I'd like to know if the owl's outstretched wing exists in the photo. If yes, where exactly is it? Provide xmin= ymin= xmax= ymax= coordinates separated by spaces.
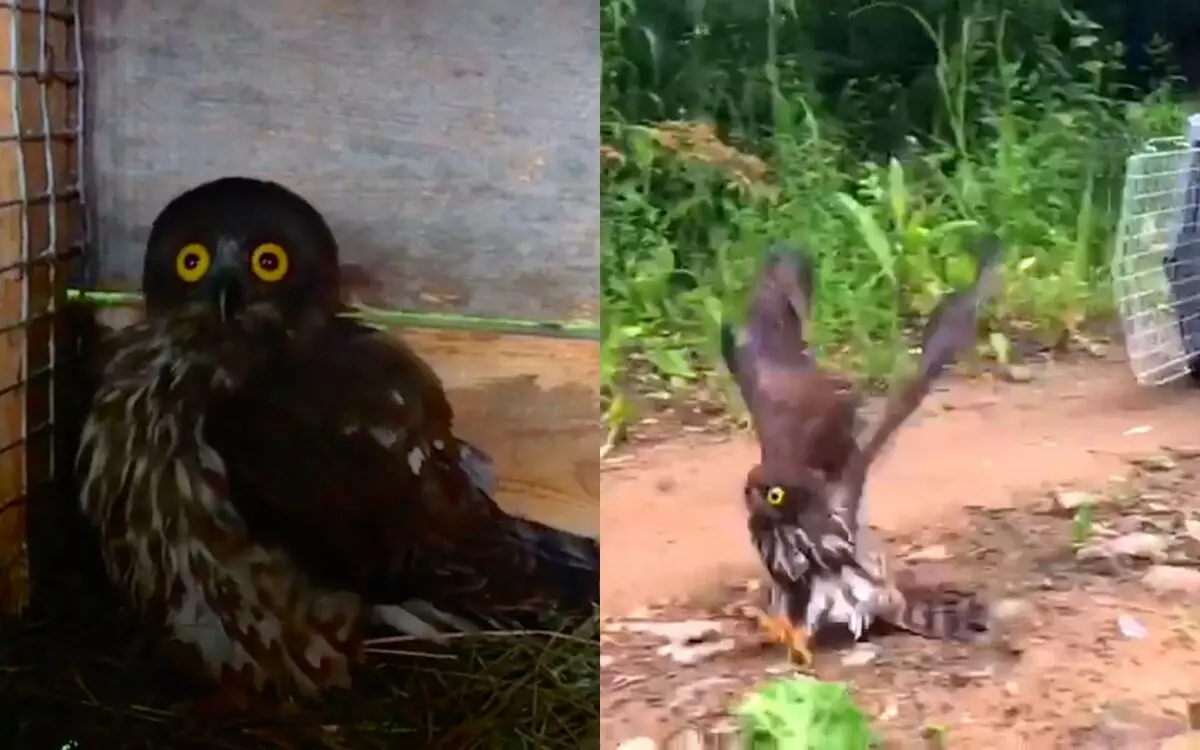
xmin=205 ymin=318 xmax=599 ymax=626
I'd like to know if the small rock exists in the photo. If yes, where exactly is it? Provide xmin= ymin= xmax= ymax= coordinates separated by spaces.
xmin=1054 ymin=490 xmax=1098 ymax=511
xmin=1117 ymin=614 xmax=1147 ymax=640
xmin=1160 ymin=731 xmax=1200 ymax=750
xmin=1076 ymin=543 xmax=1112 ymax=562
xmin=667 ymin=727 xmax=706 ymax=748
xmin=1143 ymin=565 xmax=1200 ymax=594
xmin=991 ymin=597 xmax=1033 ymax=622
xmin=1185 ymin=519 xmax=1200 ymax=543
xmin=1134 ymin=455 xmax=1178 ymax=472
xmin=1003 ymin=364 xmax=1034 ymax=383
xmin=600 ymin=654 xmax=615 ymax=669
xmin=841 ymin=643 xmax=880 ymax=666
xmin=669 ymin=676 xmax=737 ymax=710
xmin=1166 ymin=445 xmax=1200 ymax=460
xmin=1108 ymin=532 xmax=1170 ymax=561
xmin=905 ymin=544 xmax=950 ymax=562
xmin=657 ymin=638 xmax=737 ymax=666
xmin=619 ymin=619 xmax=724 ymax=642
xmin=617 ymin=737 xmax=657 ymax=750
xmin=1076 ymin=533 xmax=1168 ymax=563
xmin=710 ymin=718 xmax=740 ymax=737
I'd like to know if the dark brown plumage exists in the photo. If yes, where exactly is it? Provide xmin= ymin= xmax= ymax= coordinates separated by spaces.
xmin=75 ymin=176 xmax=599 ymax=702
xmin=722 ymin=237 xmax=1001 ymax=663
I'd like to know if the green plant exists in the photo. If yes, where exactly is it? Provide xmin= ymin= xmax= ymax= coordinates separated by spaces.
xmin=736 ymin=676 xmax=878 ymax=749
xmin=600 ymin=0 xmax=1190 ymax=437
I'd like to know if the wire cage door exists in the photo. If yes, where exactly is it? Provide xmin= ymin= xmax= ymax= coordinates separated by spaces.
xmin=1113 ymin=113 xmax=1200 ymax=386
xmin=0 ymin=0 xmax=84 ymax=617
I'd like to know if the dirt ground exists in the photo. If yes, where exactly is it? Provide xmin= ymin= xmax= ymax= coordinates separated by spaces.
xmin=600 ymin=355 xmax=1200 ymax=748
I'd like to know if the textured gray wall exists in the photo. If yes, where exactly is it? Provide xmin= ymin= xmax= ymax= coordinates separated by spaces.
xmin=84 ymin=0 xmax=599 ymax=322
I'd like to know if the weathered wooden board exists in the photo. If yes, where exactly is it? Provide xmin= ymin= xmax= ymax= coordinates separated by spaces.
xmin=93 ymin=306 xmax=600 ymax=538
xmin=83 ymin=0 xmax=600 ymax=322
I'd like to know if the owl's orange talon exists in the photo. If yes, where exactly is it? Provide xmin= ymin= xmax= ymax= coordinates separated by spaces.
xmin=786 ymin=627 xmax=814 ymax=666
xmin=752 ymin=609 xmax=813 ymax=665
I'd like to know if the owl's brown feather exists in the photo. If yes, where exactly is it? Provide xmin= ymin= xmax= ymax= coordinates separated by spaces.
xmin=727 ymin=238 xmax=1001 ymax=651
xmin=75 ymin=177 xmax=599 ymax=700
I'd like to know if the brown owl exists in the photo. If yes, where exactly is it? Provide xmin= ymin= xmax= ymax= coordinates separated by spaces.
xmin=75 ymin=176 xmax=599 ymax=706
xmin=722 ymin=238 xmax=1000 ymax=663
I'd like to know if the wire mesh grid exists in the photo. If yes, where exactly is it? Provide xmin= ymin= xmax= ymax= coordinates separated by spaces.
xmin=0 ymin=0 xmax=84 ymax=614
xmin=1113 ymin=120 xmax=1200 ymax=387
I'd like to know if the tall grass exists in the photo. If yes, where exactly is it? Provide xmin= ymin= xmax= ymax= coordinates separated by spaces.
xmin=600 ymin=0 xmax=1190 ymax=433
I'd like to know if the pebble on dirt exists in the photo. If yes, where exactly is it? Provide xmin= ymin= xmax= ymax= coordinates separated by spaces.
xmin=904 ymin=544 xmax=950 ymax=562
xmin=614 ymin=619 xmax=724 ymax=642
xmin=1077 ymin=532 xmax=1169 ymax=563
xmin=1142 ymin=565 xmax=1200 ymax=594
xmin=841 ymin=643 xmax=881 ymax=666
xmin=1002 ymin=363 xmax=1035 ymax=383
xmin=657 ymin=638 xmax=737 ymax=666
xmin=1054 ymin=489 xmax=1098 ymax=511
xmin=1132 ymin=455 xmax=1180 ymax=472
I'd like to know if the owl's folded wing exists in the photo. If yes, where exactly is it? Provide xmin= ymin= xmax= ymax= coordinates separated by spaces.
xmin=206 ymin=319 xmax=598 ymax=621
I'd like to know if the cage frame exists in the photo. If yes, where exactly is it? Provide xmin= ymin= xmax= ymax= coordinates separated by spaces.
xmin=1113 ymin=112 xmax=1200 ymax=387
xmin=0 ymin=0 xmax=81 ymax=617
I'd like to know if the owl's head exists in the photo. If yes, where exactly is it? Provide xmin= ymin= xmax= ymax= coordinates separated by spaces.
xmin=743 ymin=464 xmax=826 ymax=524
xmin=141 ymin=177 xmax=342 ymax=326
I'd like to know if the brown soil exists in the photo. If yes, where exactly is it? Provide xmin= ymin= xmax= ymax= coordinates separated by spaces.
xmin=599 ymin=357 xmax=1200 ymax=748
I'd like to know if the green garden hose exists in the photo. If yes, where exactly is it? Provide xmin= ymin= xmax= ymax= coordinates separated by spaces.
xmin=67 ymin=289 xmax=600 ymax=342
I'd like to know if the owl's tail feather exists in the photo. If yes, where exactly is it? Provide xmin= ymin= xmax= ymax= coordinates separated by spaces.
xmin=879 ymin=584 xmax=991 ymax=642
xmin=505 ymin=514 xmax=600 ymax=616
xmin=461 ymin=439 xmax=600 ymax=617
xmin=368 ymin=521 xmax=598 ymax=642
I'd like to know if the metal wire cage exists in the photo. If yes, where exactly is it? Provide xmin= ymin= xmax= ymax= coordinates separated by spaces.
xmin=1113 ymin=113 xmax=1200 ymax=386
xmin=0 ymin=0 xmax=83 ymax=617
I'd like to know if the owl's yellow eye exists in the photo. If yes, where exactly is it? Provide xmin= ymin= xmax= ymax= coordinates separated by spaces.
xmin=766 ymin=486 xmax=786 ymax=506
xmin=250 ymin=243 xmax=290 ymax=282
xmin=175 ymin=243 xmax=211 ymax=283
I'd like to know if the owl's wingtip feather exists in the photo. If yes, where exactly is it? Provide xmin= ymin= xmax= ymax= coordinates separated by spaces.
xmin=511 ymin=517 xmax=600 ymax=616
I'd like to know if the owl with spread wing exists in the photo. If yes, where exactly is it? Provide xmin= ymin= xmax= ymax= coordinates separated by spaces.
xmin=75 ymin=176 xmax=600 ymax=703
xmin=721 ymin=237 xmax=1000 ymax=664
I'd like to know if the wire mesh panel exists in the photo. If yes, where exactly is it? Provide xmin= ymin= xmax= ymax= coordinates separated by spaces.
xmin=1113 ymin=115 xmax=1200 ymax=386
xmin=0 ymin=0 xmax=83 ymax=617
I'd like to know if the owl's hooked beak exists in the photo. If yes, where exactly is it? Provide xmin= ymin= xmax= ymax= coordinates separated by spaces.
xmin=210 ymin=238 xmax=247 ymax=323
